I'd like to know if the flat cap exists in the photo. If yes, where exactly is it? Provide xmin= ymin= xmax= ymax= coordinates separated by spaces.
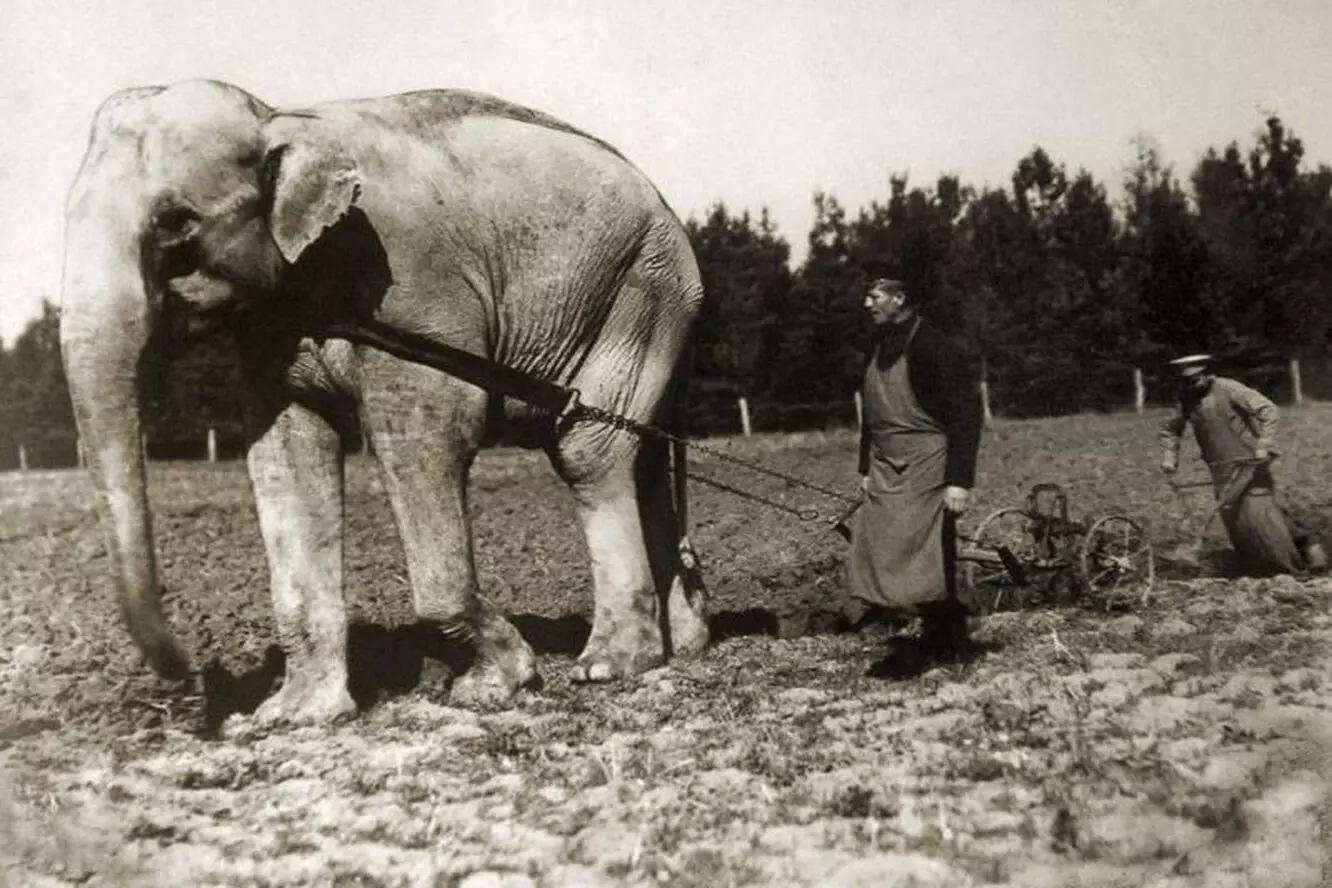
xmin=1167 ymin=353 xmax=1213 ymax=375
xmin=869 ymin=277 xmax=907 ymax=293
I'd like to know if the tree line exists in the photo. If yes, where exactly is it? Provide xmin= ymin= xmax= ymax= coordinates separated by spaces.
xmin=4 ymin=115 xmax=1331 ymax=469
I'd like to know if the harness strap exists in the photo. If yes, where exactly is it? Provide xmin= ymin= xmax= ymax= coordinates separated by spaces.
xmin=323 ymin=317 xmax=857 ymax=523
xmin=323 ymin=319 xmax=579 ymax=415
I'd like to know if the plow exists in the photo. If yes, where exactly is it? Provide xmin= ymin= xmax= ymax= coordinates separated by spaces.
xmin=958 ymin=482 xmax=1155 ymax=613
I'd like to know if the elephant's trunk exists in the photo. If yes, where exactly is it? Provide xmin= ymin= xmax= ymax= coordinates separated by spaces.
xmin=60 ymin=212 xmax=191 ymax=680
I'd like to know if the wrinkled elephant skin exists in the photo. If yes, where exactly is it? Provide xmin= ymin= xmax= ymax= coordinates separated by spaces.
xmin=60 ymin=79 xmax=710 ymax=724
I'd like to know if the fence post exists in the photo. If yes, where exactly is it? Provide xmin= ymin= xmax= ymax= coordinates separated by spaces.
xmin=737 ymin=397 xmax=752 ymax=437
xmin=207 ymin=427 xmax=218 ymax=463
xmin=78 ymin=438 xmax=86 ymax=468
xmin=1133 ymin=368 xmax=1145 ymax=414
xmin=18 ymin=444 xmax=27 ymax=472
xmin=1290 ymin=359 xmax=1303 ymax=407
xmin=853 ymin=391 xmax=863 ymax=429
xmin=979 ymin=356 xmax=993 ymax=422
xmin=141 ymin=434 xmax=149 ymax=462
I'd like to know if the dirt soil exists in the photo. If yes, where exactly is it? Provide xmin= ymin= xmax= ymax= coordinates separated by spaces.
xmin=3 ymin=406 xmax=1331 ymax=887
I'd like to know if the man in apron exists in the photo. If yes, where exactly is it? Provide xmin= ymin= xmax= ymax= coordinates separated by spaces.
xmin=1159 ymin=353 xmax=1326 ymax=574
xmin=849 ymin=278 xmax=984 ymax=666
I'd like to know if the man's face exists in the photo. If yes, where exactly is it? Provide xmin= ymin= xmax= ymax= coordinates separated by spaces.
xmin=865 ymin=285 xmax=910 ymax=326
xmin=1181 ymin=370 xmax=1213 ymax=393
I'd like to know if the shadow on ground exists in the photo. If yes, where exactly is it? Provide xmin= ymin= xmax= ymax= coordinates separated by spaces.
xmin=865 ymin=636 xmax=1004 ymax=681
xmin=194 ymin=602 xmax=883 ymax=735
xmin=191 ymin=542 xmax=1281 ymax=736
xmin=198 ymin=622 xmax=469 ymax=736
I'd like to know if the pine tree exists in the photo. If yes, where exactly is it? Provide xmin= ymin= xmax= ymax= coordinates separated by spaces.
xmin=685 ymin=203 xmax=793 ymax=432
xmin=4 ymin=301 xmax=77 ymax=468
xmin=772 ymin=193 xmax=865 ymax=427
xmin=1191 ymin=116 xmax=1332 ymax=389
xmin=1115 ymin=142 xmax=1213 ymax=398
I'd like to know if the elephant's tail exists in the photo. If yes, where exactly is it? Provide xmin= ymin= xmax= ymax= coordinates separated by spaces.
xmin=671 ymin=347 xmax=697 ymax=569
xmin=673 ymin=436 xmax=694 ymax=563
xmin=668 ymin=344 xmax=709 ymax=658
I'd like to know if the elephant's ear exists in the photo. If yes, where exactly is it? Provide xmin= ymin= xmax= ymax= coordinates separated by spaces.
xmin=263 ymin=125 xmax=362 ymax=264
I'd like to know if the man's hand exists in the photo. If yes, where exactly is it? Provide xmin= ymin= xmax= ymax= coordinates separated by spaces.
xmin=860 ymin=474 xmax=869 ymax=492
xmin=943 ymin=486 xmax=969 ymax=514
xmin=1253 ymin=447 xmax=1269 ymax=462
xmin=1160 ymin=459 xmax=1177 ymax=475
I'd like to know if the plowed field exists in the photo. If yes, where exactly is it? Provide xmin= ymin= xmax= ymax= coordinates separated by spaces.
xmin=3 ymin=406 xmax=1331 ymax=887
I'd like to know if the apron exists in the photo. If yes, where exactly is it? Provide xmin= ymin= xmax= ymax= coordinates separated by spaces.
xmin=1218 ymin=463 xmax=1300 ymax=574
xmin=1189 ymin=393 xmax=1301 ymax=574
xmin=849 ymin=321 xmax=952 ymax=610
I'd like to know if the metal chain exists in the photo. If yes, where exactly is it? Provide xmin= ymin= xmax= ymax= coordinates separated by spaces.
xmin=336 ymin=322 xmax=850 ymax=525
xmin=687 ymin=437 xmax=859 ymax=505
xmin=687 ymin=472 xmax=824 ymax=522
xmin=569 ymin=399 xmax=859 ymax=518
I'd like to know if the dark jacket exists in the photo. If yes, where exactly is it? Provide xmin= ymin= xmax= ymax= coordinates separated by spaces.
xmin=858 ymin=317 xmax=984 ymax=487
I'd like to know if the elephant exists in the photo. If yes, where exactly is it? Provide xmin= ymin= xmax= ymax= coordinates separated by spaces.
xmin=60 ymin=79 xmax=710 ymax=726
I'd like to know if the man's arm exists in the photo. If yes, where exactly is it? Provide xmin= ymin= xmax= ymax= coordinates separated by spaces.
xmin=901 ymin=323 xmax=983 ymax=490
xmin=1219 ymin=378 xmax=1279 ymax=456
xmin=941 ymin=359 xmax=984 ymax=490
xmin=929 ymin=338 xmax=984 ymax=490
xmin=1159 ymin=407 xmax=1187 ymax=472
xmin=858 ymin=417 xmax=871 ymax=479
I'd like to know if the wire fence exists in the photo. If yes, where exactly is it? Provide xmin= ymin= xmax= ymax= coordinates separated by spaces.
xmin=4 ymin=359 xmax=1324 ymax=472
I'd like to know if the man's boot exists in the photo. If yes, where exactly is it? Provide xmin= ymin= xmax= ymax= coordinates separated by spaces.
xmin=920 ymin=599 xmax=969 ymax=662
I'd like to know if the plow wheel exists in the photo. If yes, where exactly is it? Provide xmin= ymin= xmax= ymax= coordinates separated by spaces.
xmin=963 ymin=508 xmax=1038 ymax=614
xmin=1079 ymin=515 xmax=1154 ymax=604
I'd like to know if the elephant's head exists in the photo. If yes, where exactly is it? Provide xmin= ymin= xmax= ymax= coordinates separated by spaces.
xmin=59 ymin=80 xmax=362 ymax=677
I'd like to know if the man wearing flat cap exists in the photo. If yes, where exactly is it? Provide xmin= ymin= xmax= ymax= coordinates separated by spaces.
xmin=1159 ymin=353 xmax=1325 ymax=573
xmin=848 ymin=277 xmax=984 ymax=666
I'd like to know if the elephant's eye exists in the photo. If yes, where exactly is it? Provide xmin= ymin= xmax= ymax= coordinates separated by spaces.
xmin=150 ymin=206 xmax=202 ymax=278
xmin=152 ymin=206 xmax=201 ymax=246
xmin=158 ymin=238 xmax=200 ymax=279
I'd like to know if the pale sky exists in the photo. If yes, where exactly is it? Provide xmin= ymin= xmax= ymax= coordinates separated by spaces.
xmin=3 ymin=0 xmax=1331 ymax=343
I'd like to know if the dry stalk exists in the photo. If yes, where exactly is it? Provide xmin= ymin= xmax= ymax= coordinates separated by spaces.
xmin=1050 ymin=628 xmax=1089 ymax=671
xmin=125 ymin=698 xmax=172 ymax=715
xmin=627 ymin=829 xmax=645 ymax=871
xmin=593 ymin=741 xmax=625 ymax=785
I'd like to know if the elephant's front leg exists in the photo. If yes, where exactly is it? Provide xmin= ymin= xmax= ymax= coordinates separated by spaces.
xmin=246 ymin=401 xmax=357 ymax=727
xmin=360 ymin=358 xmax=537 ymax=706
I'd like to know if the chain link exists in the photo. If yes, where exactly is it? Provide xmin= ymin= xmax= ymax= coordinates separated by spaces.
xmin=687 ymin=436 xmax=859 ymax=505
xmin=570 ymin=399 xmax=858 ymax=520
xmin=687 ymin=472 xmax=824 ymax=522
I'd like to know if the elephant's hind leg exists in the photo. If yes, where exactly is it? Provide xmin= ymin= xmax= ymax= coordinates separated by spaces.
xmin=555 ymin=437 xmax=665 ymax=682
xmin=552 ymin=310 xmax=695 ymax=679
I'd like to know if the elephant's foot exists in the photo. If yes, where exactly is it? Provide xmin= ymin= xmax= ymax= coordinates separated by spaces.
xmin=666 ymin=538 xmax=710 ymax=659
xmin=450 ymin=659 xmax=530 ymax=709
xmin=449 ymin=609 xmax=538 ymax=709
xmin=251 ymin=674 xmax=357 ymax=728
xmin=570 ymin=631 xmax=664 ymax=683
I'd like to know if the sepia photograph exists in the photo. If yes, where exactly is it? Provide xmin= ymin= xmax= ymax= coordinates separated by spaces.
xmin=2 ymin=1 xmax=1330 ymax=885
